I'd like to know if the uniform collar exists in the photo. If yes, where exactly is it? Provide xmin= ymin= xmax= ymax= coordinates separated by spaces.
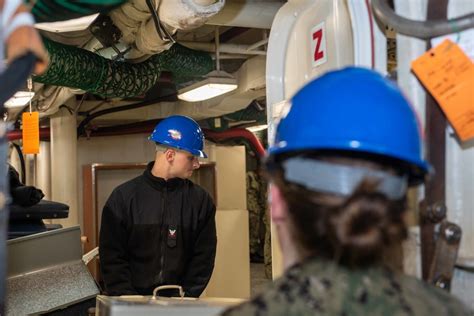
xmin=144 ymin=161 xmax=185 ymax=191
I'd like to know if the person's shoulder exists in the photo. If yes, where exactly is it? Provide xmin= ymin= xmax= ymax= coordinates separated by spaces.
xmin=395 ymin=273 xmax=470 ymax=315
xmin=221 ymin=262 xmax=329 ymax=316
xmin=220 ymin=285 xmax=288 ymax=316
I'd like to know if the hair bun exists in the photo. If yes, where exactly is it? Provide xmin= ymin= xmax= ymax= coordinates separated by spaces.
xmin=327 ymin=181 xmax=406 ymax=265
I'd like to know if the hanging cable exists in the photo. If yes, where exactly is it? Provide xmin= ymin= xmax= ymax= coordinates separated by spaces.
xmin=77 ymin=93 xmax=177 ymax=137
xmin=145 ymin=0 xmax=176 ymax=44
xmin=11 ymin=143 xmax=26 ymax=184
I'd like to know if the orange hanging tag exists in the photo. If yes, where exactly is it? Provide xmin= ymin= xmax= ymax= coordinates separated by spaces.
xmin=22 ymin=112 xmax=40 ymax=154
xmin=411 ymin=39 xmax=474 ymax=142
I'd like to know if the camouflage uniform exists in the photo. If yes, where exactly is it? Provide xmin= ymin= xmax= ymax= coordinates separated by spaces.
xmin=262 ymin=200 xmax=272 ymax=279
xmin=221 ymin=258 xmax=470 ymax=316
xmin=247 ymin=171 xmax=266 ymax=261
xmin=246 ymin=128 xmax=272 ymax=276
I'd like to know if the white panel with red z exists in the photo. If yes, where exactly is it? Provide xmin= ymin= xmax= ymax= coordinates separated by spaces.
xmin=311 ymin=22 xmax=327 ymax=68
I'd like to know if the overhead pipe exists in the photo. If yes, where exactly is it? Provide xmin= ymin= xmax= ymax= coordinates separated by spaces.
xmin=371 ymin=0 xmax=474 ymax=39
xmin=203 ymin=128 xmax=265 ymax=158
xmin=83 ymin=123 xmax=266 ymax=158
xmin=76 ymin=93 xmax=177 ymax=137
xmin=34 ymin=39 xmax=213 ymax=98
xmin=206 ymin=1 xmax=284 ymax=29
xmin=7 ymin=128 xmax=51 ymax=141
xmin=180 ymin=41 xmax=266 ymax=56
xmin=110 ymin=0 xmax=225 ymax=56
xmin=9 ymin=123 xmax=266 ymax=158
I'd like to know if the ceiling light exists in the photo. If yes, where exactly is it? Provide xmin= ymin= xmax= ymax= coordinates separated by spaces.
xmin=246 ymin=124 xmax=268 ymax=132
xmin=177 ymin=71 xmax=238 ymax=102
xmin=4 ymin=91 xmax=35 ymax=108
xmin=178 ymin=27 xmax=238 ymax=102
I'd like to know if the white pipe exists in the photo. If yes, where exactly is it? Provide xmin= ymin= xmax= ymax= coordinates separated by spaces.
xmin=193 ymin=0 xmax=219 ymax=5
xmin=206 ymin=2 xmax=284 ymax=29
xmin=24 ymin=155 xmax=35 ymax=187
xmin=215 ymin=27 xmax=220 ymax=71
xmin=211 ymin=53 xmax=251 ymax=59
xmin=35 ymin=14 xmax=98 ymax=33
xmin=51 ymin=106 xmax=78 ymax=228
xmin=110 ymin=0 xmax=225 ymax=56
xmin=181 ymin=41 xmax=266 ymax=55
xmin=36 ymin=141 xmax=51 ymax=200
xmin=247 ymin=38 xmax=269 ymax=52
xmin=159 ymin=0 xmax=225 ymax=30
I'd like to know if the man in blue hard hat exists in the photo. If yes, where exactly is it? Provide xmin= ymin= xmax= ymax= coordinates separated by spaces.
xmin=99 ymin=115 xmax=217 ymax=297
xmin=222 ymin=67 xmax=469 ymax=315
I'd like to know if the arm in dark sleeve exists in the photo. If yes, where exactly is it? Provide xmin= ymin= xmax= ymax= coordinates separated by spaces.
xmin=99 ymin=190 xmax=137 ymax=295
xmin=181 ymin=193 xmax=217 ymax=297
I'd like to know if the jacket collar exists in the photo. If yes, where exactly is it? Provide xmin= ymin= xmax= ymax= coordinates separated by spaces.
xmin=144 ymin=161 xmax=185 ymax=191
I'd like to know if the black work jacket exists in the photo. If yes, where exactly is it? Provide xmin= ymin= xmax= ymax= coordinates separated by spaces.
xmin=99 ymin=162 xmax=217 ymax=297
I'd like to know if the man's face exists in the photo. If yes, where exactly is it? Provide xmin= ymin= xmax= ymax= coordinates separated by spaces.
xmin=169 ymin=149 xmax=200 ymax=179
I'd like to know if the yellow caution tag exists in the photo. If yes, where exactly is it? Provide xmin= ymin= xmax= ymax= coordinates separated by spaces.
xmin=22 ymin=112 xmax=40 ymax=154
xmin=411 ymin=39 xmax=474 ymax=142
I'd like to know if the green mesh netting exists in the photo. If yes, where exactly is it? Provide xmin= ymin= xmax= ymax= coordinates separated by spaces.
xmin=30 ymin=0 xmax=126 ymax=23
xmin=34 ymin=38 xmax=214 ymax=98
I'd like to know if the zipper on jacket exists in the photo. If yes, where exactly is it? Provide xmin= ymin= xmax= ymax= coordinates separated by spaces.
xmin=157 ymin=188 xmax=167 ymax=285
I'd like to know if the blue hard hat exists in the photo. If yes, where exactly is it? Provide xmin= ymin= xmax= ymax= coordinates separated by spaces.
xmin=149 ymin=115 xmax=207 ymax=158
xmin=268 ymin=67 xmax=431 ymax=185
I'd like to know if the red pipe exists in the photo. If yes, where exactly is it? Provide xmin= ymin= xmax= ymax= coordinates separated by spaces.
xmin=7 ymin=128 xmax=51 ymax=141
xmin=6 ymin=124 xmax=266 ymax=158
xmin=203 ymin=128 xmax=266 ymax=158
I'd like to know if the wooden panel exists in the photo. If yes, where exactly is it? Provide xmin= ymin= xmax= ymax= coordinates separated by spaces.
xmin=205 ymin=209 xmax=250 ymax=299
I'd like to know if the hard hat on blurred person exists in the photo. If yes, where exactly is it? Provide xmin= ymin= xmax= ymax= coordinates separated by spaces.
xmin=267 ymin=67 xmax=430 ymax=185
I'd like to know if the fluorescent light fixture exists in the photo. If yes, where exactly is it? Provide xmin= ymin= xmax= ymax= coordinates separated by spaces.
xmin=4 ymin=91 xmax=35 ymax=108
xmin=178 ymin=71 xmax=238 ymax=102
xmin=246 ymin=124 xmax=268 ymax=132
xmin=35 ymin=13 xmax=99 ymax=32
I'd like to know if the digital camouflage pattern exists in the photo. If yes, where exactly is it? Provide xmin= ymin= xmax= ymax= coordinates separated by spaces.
xmin=221 ymin=258 xmax=470 ymax=316
xmin=262 ymin=198 xmax=271 ymax=279
xmin=247 ymin=170 xmax=272 ymax=279
xmin=247 ymin=171 xmax=266 ymax=260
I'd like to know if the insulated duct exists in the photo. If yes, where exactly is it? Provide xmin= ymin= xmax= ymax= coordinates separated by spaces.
xmin=33 ymin=38 xmax=213 ymax=98
xmin=31 ymin=0 xmax=126 ymax=23
xmin=207 ymin=1 xmax=284 ymax=29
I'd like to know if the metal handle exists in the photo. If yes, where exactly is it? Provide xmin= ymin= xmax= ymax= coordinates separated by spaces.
xmin=151 ymin=285 xmax=184 ymax=300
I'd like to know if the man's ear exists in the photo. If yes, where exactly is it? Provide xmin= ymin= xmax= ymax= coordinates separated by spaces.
xmin=165 ymin=149 xmax=175 ymax=162
xmin=269 ymin=184 xmax=288 ymax=223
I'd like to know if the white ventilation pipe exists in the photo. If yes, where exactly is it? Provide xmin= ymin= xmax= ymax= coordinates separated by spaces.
xmin=110 ymin=0 xmax=225 ymax=56
xmin=206 ymin=1 xmax=285 ymax=29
